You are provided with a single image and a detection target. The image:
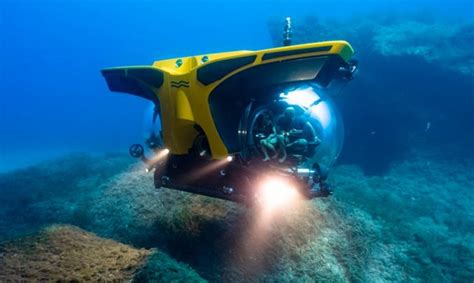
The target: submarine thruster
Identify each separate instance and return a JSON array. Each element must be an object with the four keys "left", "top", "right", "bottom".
[{"left": 101, "top": 38, "right": 357, "bottom": 204}]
